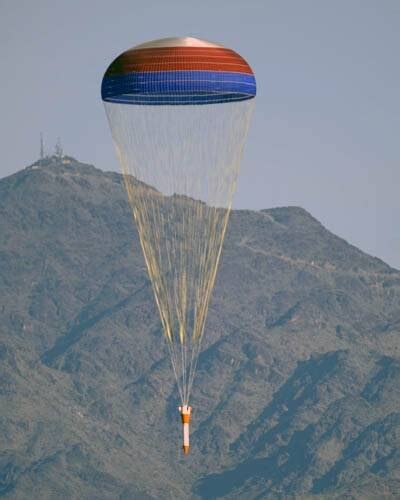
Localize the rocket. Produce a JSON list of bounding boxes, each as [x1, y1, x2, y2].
[[179, 405, 192, 455]]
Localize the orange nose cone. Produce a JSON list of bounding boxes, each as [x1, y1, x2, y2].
[[182, 445, 190, 455]]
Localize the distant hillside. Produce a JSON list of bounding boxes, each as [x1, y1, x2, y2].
[[0, 156, 399, 499]]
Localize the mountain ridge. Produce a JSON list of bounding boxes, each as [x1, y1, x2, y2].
[[0, 156, 399, 498]]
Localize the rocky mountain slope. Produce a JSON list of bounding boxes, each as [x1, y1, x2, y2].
[[0, 156, 399, 499]]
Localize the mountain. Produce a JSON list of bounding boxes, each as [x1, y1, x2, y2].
[[0, 156, 399, 499]]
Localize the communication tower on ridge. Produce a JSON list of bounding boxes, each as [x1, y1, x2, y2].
[[55, 137, 63, 159], [40, 133, 45, 163]]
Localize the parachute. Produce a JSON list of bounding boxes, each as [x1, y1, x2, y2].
[[102, 37, 256, 453]]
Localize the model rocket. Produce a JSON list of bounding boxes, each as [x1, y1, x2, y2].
[[179, 405, 192, 454]]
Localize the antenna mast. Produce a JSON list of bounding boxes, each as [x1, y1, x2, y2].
[[40, 133, 44, 164], [55, 137, 63, 159]]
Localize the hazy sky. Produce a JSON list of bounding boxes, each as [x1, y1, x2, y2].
[[1, 0, 399, 268]]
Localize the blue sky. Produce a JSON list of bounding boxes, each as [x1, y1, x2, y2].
[[1, 0, 399, 268]]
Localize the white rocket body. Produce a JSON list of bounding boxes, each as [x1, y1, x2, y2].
[[179, 405, 192, 454]]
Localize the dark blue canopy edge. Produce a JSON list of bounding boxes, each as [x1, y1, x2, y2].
[[101, 71, 256, 105]]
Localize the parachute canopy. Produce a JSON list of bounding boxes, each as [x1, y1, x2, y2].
[[101, 36, 256, 105], [102, 37, 255, 405]]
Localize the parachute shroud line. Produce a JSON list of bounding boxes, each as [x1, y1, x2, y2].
[[106, 101, 254, 405]]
